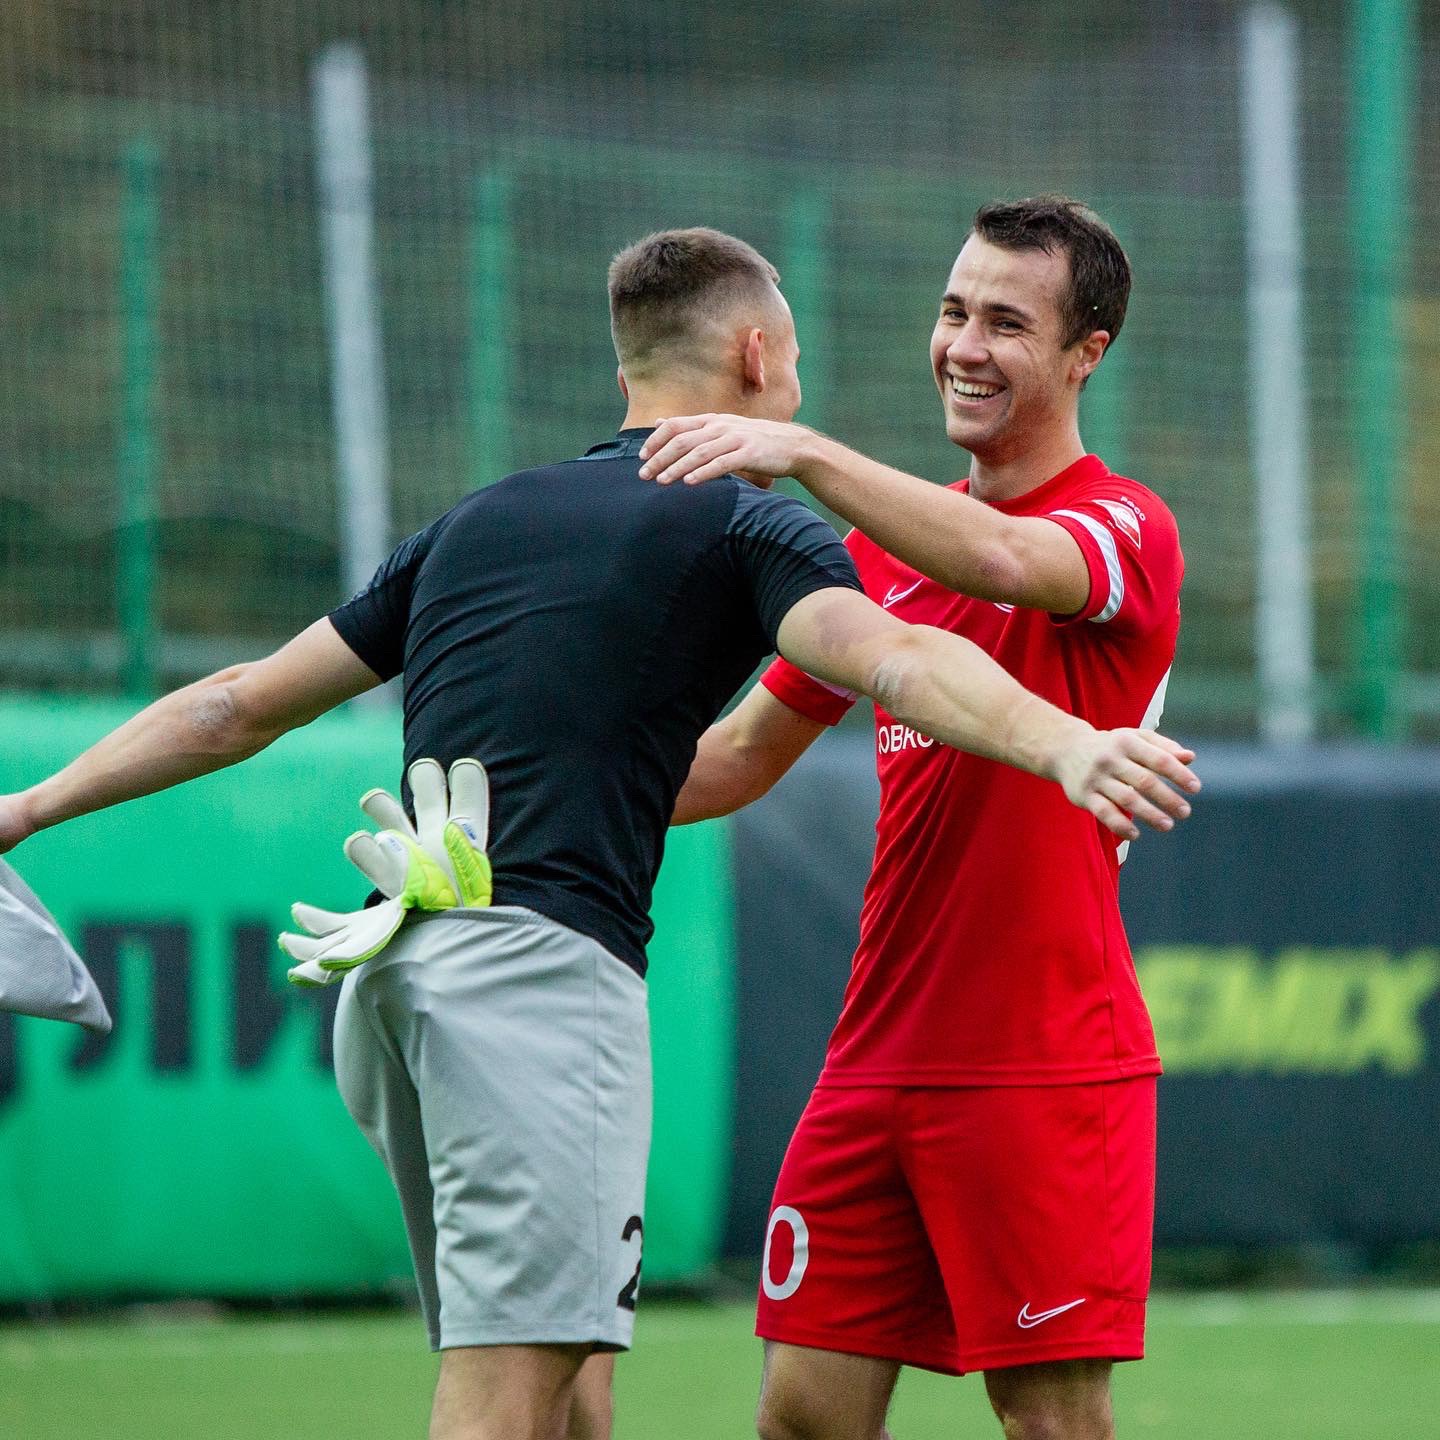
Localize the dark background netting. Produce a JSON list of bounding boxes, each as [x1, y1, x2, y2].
[[1, 1, 1436, 734]]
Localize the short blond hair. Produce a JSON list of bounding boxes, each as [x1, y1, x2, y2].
[[608, 227, 780, 377]]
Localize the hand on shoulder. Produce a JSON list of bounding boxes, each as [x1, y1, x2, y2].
[[639, 415, 817, 487]]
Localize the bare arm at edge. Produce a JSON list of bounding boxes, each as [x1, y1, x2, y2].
[[0, 618, 381, 853], [774, 586, 1198, 841]]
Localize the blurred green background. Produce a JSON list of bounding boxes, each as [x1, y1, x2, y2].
[[1, 0, 1437, 736]]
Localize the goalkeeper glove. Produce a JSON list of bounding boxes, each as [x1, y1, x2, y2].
[[359, 755, 492, 910], [280, 757, 492, 986]]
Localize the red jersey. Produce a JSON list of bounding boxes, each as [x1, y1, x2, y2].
[[762, 454, 1182, 1086]]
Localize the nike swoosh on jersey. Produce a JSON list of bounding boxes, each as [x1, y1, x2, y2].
[[882, 579, 923, 608], [1016, 1298, 1087, 1329]]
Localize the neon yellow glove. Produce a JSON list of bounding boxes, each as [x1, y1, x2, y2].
[[281, 757, 492, 986], [360, 756, 492, 909]]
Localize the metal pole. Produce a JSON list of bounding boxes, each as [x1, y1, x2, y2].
[[1081, 332, 1130, 479], [782, 189, 833, 435], [781, 189, 845, 528], [1350, 0, 1415, 740], [313, 42, 392, 603], [1080, 200, 1131, 479], [468, 171, 514, 488], [1241, 3, 1316, 742], [118, 139, 161, 701]]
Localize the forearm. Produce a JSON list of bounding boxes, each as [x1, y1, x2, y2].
[[673, 688, 825, 824], [14, 671, 278, 839], [790, 435, 1027, 600], [873, 625, 1089, 782], [672, 763, 758, 825], [674, 731, 786, 824]]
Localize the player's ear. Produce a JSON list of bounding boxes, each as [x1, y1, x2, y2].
[[1073, 331, 1109, 385], [616, 366, 630, 400], [741, 327, 766, 393]]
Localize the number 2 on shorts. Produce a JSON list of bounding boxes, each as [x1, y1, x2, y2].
[[616, 1214, 644, 1311]]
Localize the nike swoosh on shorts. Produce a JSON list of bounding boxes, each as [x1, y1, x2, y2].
[[1016, 1298, 1087, 1328]]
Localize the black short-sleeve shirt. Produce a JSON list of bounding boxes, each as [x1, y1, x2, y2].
[[330, 429, 860, 975]]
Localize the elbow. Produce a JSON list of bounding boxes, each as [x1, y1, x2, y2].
[[967, 537, 1027, 603], [186, 671, 275, 758], [867, 628, 926, 722]]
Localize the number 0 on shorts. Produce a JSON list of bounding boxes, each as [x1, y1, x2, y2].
[[762, 1205, 809, 1301]]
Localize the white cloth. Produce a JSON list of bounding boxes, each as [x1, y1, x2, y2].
[[0, 858, 112, 1034]]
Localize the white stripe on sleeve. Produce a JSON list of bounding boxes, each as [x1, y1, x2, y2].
[[1052, 509, 1125, 623], [809, 675, 858, 702]]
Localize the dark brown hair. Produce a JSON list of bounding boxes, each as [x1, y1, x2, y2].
[[608, 227, 780, 376], [972, 196, 1130, 351]]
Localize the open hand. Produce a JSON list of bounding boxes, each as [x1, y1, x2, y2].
[[639, 414, 816, 487], [1053, 728, 1200, 841]]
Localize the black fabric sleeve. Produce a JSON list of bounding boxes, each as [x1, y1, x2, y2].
[[726, 485, 863, 648], [328, 516, 445, 680]]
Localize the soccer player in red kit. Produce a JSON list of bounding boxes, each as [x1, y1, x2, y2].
[[646, 197, 1182, 1440]]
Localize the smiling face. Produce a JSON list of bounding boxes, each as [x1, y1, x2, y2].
[[930, 234, 1101, 465]]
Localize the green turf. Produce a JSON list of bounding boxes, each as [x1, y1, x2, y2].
[[3, 1292, 1439, 1438]]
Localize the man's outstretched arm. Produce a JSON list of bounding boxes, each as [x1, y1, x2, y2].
[[639, 417, 1089, 613], [775, 587, 1197, 841], [0, 619, 381, 853], [673, 683, 827, 825]]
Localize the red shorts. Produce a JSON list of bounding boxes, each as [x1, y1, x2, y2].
[[755, 1078, 1156, 1375]]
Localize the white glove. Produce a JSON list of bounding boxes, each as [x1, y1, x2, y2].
[[358, 756, 492, 910], [281, 758, 492, 986]]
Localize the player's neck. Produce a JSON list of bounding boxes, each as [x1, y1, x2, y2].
[[621, 385, 747, 431], [966, 426, 1087, 505]]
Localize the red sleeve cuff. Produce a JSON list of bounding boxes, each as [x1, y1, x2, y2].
[[760, 657, 855, 726], [1042, 513, 1117, 627]]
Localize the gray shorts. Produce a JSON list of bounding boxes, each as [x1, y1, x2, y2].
[[333, 906, 651, 1352]]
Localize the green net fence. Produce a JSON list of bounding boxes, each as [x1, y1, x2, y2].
[[1, 0, 1437, 736]]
